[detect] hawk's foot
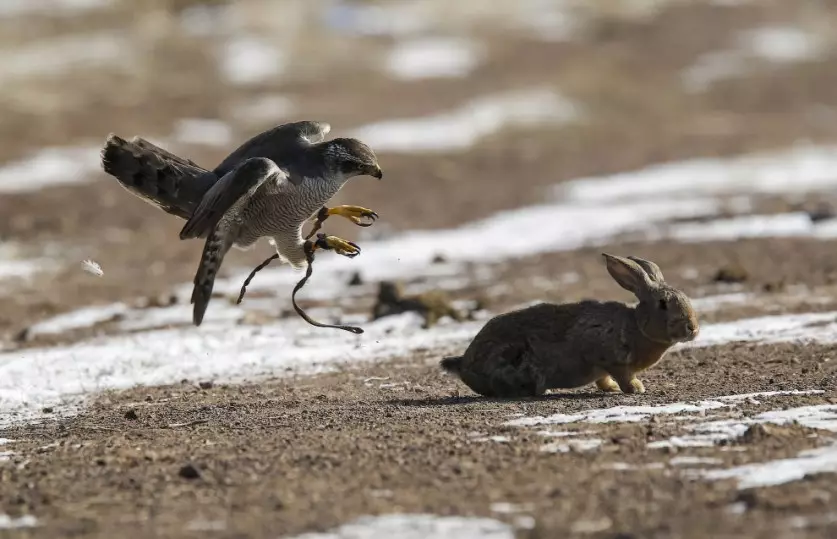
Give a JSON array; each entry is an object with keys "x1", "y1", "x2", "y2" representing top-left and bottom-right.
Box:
[
  {"x1": 327, "y1": 205, "x2": 379, "y2": 227},
  {"x1": 306, "y1": 233, "x2": 361, "y2": 258}
]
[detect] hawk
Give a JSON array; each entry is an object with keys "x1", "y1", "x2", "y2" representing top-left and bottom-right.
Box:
[{"x1": 101, "y1": 121, "x2": 383, "y2": 326}]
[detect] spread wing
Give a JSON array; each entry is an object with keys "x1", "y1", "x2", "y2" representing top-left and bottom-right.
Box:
[
  {"x1": 211, "y1": 121, "x2": 331, "y2": 185},
  {"x1": 179, "y1": 157, "x2": 288, "y2": 240}
]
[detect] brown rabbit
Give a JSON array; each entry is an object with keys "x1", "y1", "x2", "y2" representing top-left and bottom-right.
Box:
[{"x1": 440, "y1": 254, "x2": 699, "y2": 398}]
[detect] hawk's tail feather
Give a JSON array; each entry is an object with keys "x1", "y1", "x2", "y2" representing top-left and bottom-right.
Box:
[
  {"x1": 191, "y1": 230, "x2": 233, "y2": 326},
  {"x1": 101, "y1": 133, "x2": 216, "y2": 221}
]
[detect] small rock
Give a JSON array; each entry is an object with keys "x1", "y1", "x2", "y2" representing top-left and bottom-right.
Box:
[
  {"x1": 712, "y1": 264, "x2": 748, "y2": 284},
  {"x1": 13, "y1": 327, "x2": 31, "y2": 343},
  {"x1": 431, "y1": 253, "x2": 448, "y2": 264},
  {"x1": 144, "y1": 395, "x2": 153, "y2": 402},
  {"x1": 739, "y1": 423, "x2": 770, "y2": 443},
  {"x1": 347, "y1": 272, "x2": 364, "y2": 286},
  {"x1": 199, "y1": 381, "x2": 213, "y2": 390},
  {"x1": 807, "y1": 203, "x2": 835, "y2": 223},
  {"x1": 42, "y1": 407, "x2": 53, "y2": 414},
  {"x1": 178, "y1": 463, "x2": 201, "y2": 480},
  {"x1": 124, "y1": 409, "x2": 138, "y2": 420}
]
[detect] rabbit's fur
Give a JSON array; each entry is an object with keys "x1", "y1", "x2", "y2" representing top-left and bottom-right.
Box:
[{"x1": 440, "y1": 254, "x2": 699, "y2": 398}]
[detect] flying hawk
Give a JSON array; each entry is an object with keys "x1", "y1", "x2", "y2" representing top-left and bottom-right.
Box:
[{"x1": 101, "y1": 120, "x2": 383, "y2": 326}]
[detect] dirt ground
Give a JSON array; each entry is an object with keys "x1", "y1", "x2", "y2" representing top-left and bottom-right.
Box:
[{"x1": 3, "y1": 0, "x2": 837, "y2": 537}]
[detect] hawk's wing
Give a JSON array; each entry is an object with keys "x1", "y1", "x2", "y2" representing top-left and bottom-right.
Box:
[
  {"x1": 179, "y1": 157, "x2": 289, "y2": 240},
  {"x1": 187, "y1": 157, "x2": 290, "y2": 325},
  {"x1": 211, "y1": 121, "x2": 331, "y2": 185}
]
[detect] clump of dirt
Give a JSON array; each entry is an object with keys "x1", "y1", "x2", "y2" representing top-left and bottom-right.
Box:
[
  {"x1": 372, "y1": 281, "x2": 465, "y2": 328},
  {"x1": 712, "y1": 264, "x2": 749, "y2": 284}
]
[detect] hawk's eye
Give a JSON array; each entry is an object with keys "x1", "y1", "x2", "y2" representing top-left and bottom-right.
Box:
[{"x1": 658, "y1": 299, "x2": 667, "y2": 310}]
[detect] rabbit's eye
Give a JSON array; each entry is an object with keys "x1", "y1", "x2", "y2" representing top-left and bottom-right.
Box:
[{"x1": 658, "y1": 299, "x2": 668, "y2": 310}]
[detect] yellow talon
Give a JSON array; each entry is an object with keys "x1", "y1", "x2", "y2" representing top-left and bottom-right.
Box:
[
  {"x1": 326, "y1": 205, "x2": 379, "y2": 227},
  {"x1": 311, "y1": 233, "x2": 361, "y2": 258},
  {"x1": 631, "y1": 378, "x2": 646, "y2": 394}
]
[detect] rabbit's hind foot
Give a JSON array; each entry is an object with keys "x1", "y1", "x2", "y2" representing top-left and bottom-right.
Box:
[{"x1": 596, "y1": 376, "x2": 621, "y2": 392}]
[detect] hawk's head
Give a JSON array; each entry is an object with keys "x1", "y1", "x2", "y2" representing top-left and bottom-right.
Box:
[{"x1": 321, "y1": 138, "x2": 383, "y2": 180}]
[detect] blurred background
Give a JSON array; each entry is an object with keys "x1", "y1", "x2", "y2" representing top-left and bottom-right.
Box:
[{"x1": 2, "y1": 0, "x2": 837, "y2": 337}]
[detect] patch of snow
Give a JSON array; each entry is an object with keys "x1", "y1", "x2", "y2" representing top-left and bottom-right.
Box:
[
  {"x1": 600, "y1": 462, "x2": 665, "y2": 471},
  {"x1": 648, "y1": 402, "x2": 834, "y2": 449},
  {"x1": 690, "y1": 292, "x2": 753, "y2": 311},
  {"x1": 385, "y1": 37, "x2": 482, "y2": 80},
  {"x1": 696, "y1": 443, "x2": 837, "y2": 489},
  {"x1": 0, "y1": 514, "x2": 37, "y2": 529},
  {"x1": 172, "y1": 119, "x2": 233, "y2": 148},
  {"x1": 350, "y1": 89, "x2": 580, "y2": 154},
  {"x1": 558, "y1": 145, "x2": 837, "y2": 203},
  {"x1": 322, "y1": 0, "x2": 431, "y2": 37},
  {"x1": 0, "y1": 0, "x2": 112, "y2": 18},
  {"x1": 541, "y1": 438, "x2": 603, "y2": 453},
  {"x1": 27, "y1": 303, "x2": 129, "y2": 337},
  {"x1": 506, "y1": 391, "x2": 823, "y2": 427},
  {"x1": 659, "y1": 212, "x2": 837, "y2": 243},
  {"x1": 0, "y1": 146, "x2": 101, "y2": 193},
  {"x1": 219, "y1": 36, "x2": 285, "y2": 85},
  {"x1": 0, "y1": 32, "x2": 131, "y2": 82},
  {"x1": 0, "y1": 451, "x2": 12, "y2": 461},
  {"x1": 0, "y1": 312, "x2": 481, "y2": 424},
  {"x1": 741, "y1": 26, "x2": 825, "y2": 63},
  {"x1": 682, "y1": 26, "x2": 826, "y2": 91},
  {"x1": 489, "y1": 502, "x2": 534, "y2": 514},
  {"x1": 685, "y1": 311, "x2": 837, "y2": 348},
  {"x1": 670, "y1": 456, "x2": 723, "y2": 466},
  {"x1": 286, "y1": 514, "x2": 515, "y2": 539}
]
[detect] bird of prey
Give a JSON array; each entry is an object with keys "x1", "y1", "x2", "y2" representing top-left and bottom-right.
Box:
[{"x1": 100, "y1": 120, "x2": 383, "y2": 326}]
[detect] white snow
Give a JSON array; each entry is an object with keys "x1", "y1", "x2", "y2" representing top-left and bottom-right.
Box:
[
  {"x1": 505, "y1": 391, "x2": 823, "y2": 428},
  {"x1": 0, "y1": 146, "x2": 101, "y2": 193},
  {"x1": 27, "y1": 303, "x2": 129, "y2": 336},
  {"x1": 0, "y1": 514, "x2": 38, "y2": 529},
  {"x1": 541, "y1": 438, "x2": 603, "y2": 453},
  {"x1": 350, "y1": 89, "x2": 580, "y2": 153},
  {"x1": 682, "y1": 26, "x2": 826, "y2": 91},
  {"x1": 670, "y1": 456, "x2": 723, "y2": 466},
  {"x1": 219, "y1": 36, "x2": 285, "y2": 85},
  {"x1": 286, "y1": 514, "x2": 515, "y2": 539},
  {"x1": 385, "y1": 37, "x2": 482, "y2": 80},
  {"x1": 696, "y1": 443, "x2": 837, "y2": 489},
  {"x1": 172, "y1": 119, "x2": 234, "y2": 148},
  {"x1": 684, "y1": 311, "x2": 837, "y2": 348},
  {"x1": 0, "y1": 0, "x2": 112, "y2": 18},
  {"x1": 557, "y1": 145, "x2": 837, "y2": 203},
  {"x1": 0, "y1": 313, "x2": 481, "y2": 424},
  {"x1": 0, "y1": 32, "x2": 131, "y2": 82}
]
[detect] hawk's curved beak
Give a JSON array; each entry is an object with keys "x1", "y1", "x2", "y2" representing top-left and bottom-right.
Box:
[{"x1": 369, "y1": 165, "x2": 383, "y2": 180}]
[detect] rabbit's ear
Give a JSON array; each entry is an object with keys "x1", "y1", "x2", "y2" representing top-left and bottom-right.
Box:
[
  {"x1": 627, "y1": 256, "x2": 665, "y2": 283},
  {"x1": 602, "y1": 253, "x2": 655, "y2": 296}
]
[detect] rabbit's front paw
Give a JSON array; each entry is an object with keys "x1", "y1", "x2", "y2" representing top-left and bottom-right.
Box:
[{"x1": 595, "y1": 376, "x2": 621, "y2": 393}]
